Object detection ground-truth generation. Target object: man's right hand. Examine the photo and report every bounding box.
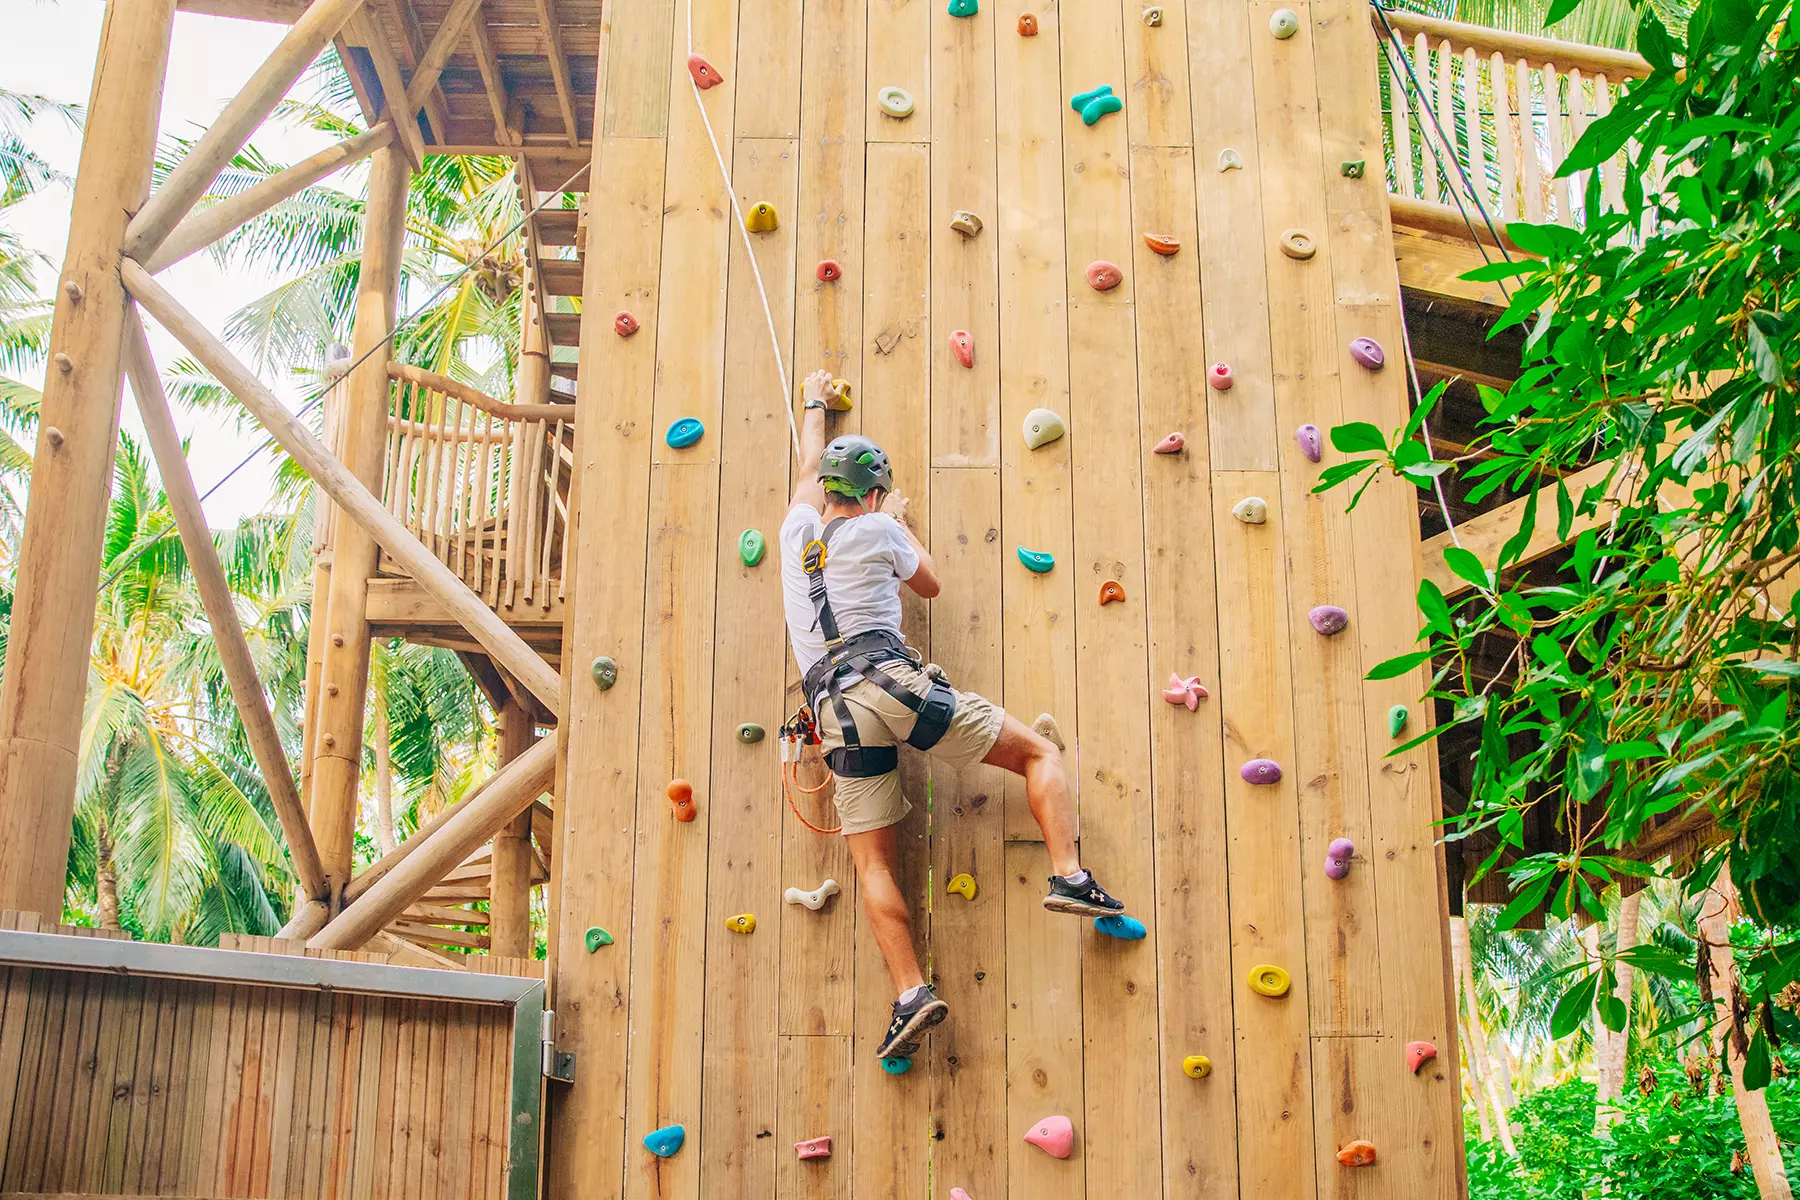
[881,491,912,528]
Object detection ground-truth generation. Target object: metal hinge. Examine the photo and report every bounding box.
[541,1009,576,1083]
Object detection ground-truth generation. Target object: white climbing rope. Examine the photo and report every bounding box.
[684,0,803,462]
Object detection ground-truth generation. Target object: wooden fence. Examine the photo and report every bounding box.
[0,917,542,1199]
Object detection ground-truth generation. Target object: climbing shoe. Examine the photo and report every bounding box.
[1044,871,1127,917]
[875,985,949,1059]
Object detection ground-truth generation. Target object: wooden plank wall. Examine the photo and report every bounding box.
[550,0,1465,1196]
[0,928,537,1199]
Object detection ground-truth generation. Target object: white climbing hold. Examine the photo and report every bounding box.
[785,879,841,911]
[1232,496,1268,525]
[1022,408,1066,449]
[1218,148,1244,172]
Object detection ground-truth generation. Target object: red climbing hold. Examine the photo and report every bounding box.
[1018,12,1039,34]
[1336,1140,1378,1168]
[1085,260,1123,291]
[949,330,975,368]
[817,259,843,282]
[1153,431,1186,455]
[615,310,640,338]
[1406,1041,1438,1074]
[1023,1115,1074,1159]
[687,54,724,90]
[794,1136,832,1160]
[1209,362,1234,390]
[668,778,697,822]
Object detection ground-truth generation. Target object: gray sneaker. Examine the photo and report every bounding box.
[875,986,949,1058]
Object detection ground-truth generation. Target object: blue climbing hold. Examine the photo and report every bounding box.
[1069,84,1113,113]
[666,417,704,449]
[1017,547,1056,574]
[948,0,978,14]
[882,1056,913,1075]
[644,1125,686,1157]
[1095,914,1147,940]
[1081,93,1124,125]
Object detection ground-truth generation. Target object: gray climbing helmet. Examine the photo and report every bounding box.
[818,434,894,494]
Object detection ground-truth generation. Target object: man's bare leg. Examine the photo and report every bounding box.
[981,713,1081,876]
[844,824,926,994]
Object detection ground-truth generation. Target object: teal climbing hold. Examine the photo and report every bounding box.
[1069,84,1114,113]
[1096,915,1147,940]
[666,417,704,449]
[1017,547,1056,574]
[644,1125,686,1158]
[584,926,613,951]
[1080,93,1124,125]
[948,0,978,14]
[882,1056,914,1075]
[1388,704,1409,738]
[739,528,766,566]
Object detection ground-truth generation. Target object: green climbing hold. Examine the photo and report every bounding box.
[1269,7,1300,37]
[1017,547,1056,574]
[739,528,766,566]
[1341,159,1366,178]
[737,722,766,744]
[1388,704,1409,738]
[585,926,614,951]
[947,0,978,14]
[1069,84,1114,113]
[591,656,619,690]
[882,1056,913,1075]
[1080,93,1124,125]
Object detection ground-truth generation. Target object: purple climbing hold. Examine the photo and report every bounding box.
[1325,837,1354,880]
[1309,605,1349,637]
[1295,423,1322,463]
[1240,759,1282,785]
[1349,336,1385,370]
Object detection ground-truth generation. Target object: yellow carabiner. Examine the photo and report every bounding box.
[802,539,829,571]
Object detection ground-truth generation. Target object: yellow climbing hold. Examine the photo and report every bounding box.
[825,378,854,410]
[946,873,977,901]
[745,203,779,233]
[726,913,757,934]
[1182,1054,1213,1079]
[1247,964,1291,997]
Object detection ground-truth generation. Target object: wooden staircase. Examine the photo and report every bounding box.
[517,162,587,384]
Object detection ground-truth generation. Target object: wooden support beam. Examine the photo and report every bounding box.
[121,258,564,716]
[353,13,427,168]
[346,764,497,904]
[368,928,461,968]
[309,735,556,950]
[1420,459,1624,595]
[402,0,486,115]
[467,16,517,145]
[145,124,394,274]
[123,0,366,262]
[122,311,331,901]
[489,699,535,957]
[531,0,581,147]
[403,902,492,927]
[275,898,331,939]
[0,0,175,918]
[390,919,491,950]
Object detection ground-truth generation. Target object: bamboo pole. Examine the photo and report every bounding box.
[122,0,368,262]
[122,310,331,901]
[1373,8,1652,79]
[144,124,395,274]
[0,0,176,918]
[488,699,535,957]
[275,899,331,940]
[299,344,351,827]
[309,735,557,951]
[120,261,563,711]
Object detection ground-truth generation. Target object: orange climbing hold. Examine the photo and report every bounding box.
[1018,12,1038,34]
[949,330,975,368]
[615,310,639,338]
[668,778,697,822]
[1143,232,1181,256]
[686,54,724,90]
[1098,579,1126,606]
[1336,1140,1378,1168]
[1085,260,1123,291]
[817,259,842,282]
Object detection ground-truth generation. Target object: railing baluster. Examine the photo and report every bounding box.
[1461,46,1489,219]
[1492,52,1517,222]
[1520,59,1545,223]
[538,423,557,612]
[1541,63,1568,224]
[1389,47,1415,199]
[1436,38,1456,202]
[1568,66,1591,223]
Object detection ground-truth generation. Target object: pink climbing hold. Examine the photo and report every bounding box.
[949,330,975,368]
[1406,1040,1438,1074]
[1162,673,1207,711]
[1023,1115,1075,1159]
[1349,336,1385,370]
[950,1191,974,1200]
[1325,837,1354,880]
[817,259,843,282]
[1240,759,1282,785]
[1153,431,1186,455]
[1295,423,1322,463]
[1208,362,1234,390]
[1309,605,1349,637]
[686,54,725,90]
[615,310,640,338]
[794,1136,833,1160]
[1085,260,1123,291]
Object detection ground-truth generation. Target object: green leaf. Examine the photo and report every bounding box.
[1417,579,1454,639]
[1748,314,1787,387]
[1744,1028,1772,1091]
[1440,546,1491,593]
[1550,970,1602,1038]
[1617,944,1694,979]
[1740,659,1800,677]
[1329,422,1388,454]
[1498,487,1539,569]
[1498,874,1554,930]
[1542,0,1583,25]
[1505,221,1581,258]
[1460,260,1540,283]
[1366,648,1434,681]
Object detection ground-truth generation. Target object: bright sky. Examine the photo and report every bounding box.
[5,1,346,524]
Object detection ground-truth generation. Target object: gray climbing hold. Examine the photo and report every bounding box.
[1325,838,1354,880]
[1240,759,1282,785]
[1295,424,1322,463]
[1032,712,1066,750]
[1389,704,1409,738]
[738,722,766,743]
[1270,7,1299,37]
[591,656,619,690]
[1022,408,1066,449]
[1309,605,1349,637]
[1232,496,1268,525]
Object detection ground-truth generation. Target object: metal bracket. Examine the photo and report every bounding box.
[542,1008,576,1083]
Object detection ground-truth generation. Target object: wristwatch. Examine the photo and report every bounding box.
[803,397,826,410]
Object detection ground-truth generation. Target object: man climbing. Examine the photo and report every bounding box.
[780,369,1127,1062]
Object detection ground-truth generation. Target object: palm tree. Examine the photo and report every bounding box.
[363,637,490,860]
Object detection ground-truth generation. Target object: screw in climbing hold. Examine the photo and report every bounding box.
[666,417,705,449]
[1217,147,1245,171]
[882,1056,913,1075]
[1023,1115,1075,1159]
[946,873,977,901]
[1269,7,1300,38]
[1309,604,1350,636]
[1143,232,1181,257]
[1017,547,1055,574]
[948,330,975,369]
[591,656,619,690]
[1162,673,1208,711]
[584,926,614,952]
[1095,914,1147,940]
[877,85,916,119]
[737,722,766,744]
[1022,408,1066,449]
[1142,4,1164,25]
[795,1136,832,1160]
[615,310,639,337]
[949,210,983,237]
[1279,227,1317,260]
[824,378,854,410]
[1085,260,1123,291]
[1208,361,1234,390]
[686,53,724,89]
[1336,1141,1378,1168]
[1295,423,1323,463]
[1349,336,1385,370]
[1247,964,1292,997]
[668,778,697,822]
[785,879,841,910]
[1324,837,1354,880]
[1153,431,1186,455]
[1341,159,1366,178]
[1240,759,1283,785]
[817,259,843,282]
[644,1125,686,1158]
[1388,704,1410,738]
[1017,12,1038,34]
[1098,580,1126,606]
[725,914,757,934]
[739,528,766,566]
[1406,1041,1438,1073]
[1231,495,1268,524]
[744,202,779,233]
[948,0,978,14]
[1182,1054,1213,1079]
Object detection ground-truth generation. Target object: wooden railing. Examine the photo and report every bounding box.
[382,363,573,613]
[1373,11,1652,236]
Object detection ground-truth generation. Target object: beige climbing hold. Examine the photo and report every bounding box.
[1143,232,1181,257]
[877,85,916,118]
[1022,408,1066,449]
[1269,7,1300,38]
[745,202,779,233]
[1232,496,1268,525]
[1031,712,1065,750]
[1279,227,1317,260]
[726,913,757,934]
[950,210,983,237]
[786,879,841,910]
[946,873,977,901]
[1142,5,1164,25]
[1217,148,1244,171]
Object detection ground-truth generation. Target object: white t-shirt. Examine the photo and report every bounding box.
[780,504,921,676]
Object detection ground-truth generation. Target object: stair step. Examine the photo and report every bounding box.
[551,361,578,380]
[533,209,581,246]
[537,257,584,297]
[545,312,581,347]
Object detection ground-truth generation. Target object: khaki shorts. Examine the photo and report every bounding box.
[815,660,1005,835]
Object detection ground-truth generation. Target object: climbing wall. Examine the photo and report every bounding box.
[550,0,1466,1196]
